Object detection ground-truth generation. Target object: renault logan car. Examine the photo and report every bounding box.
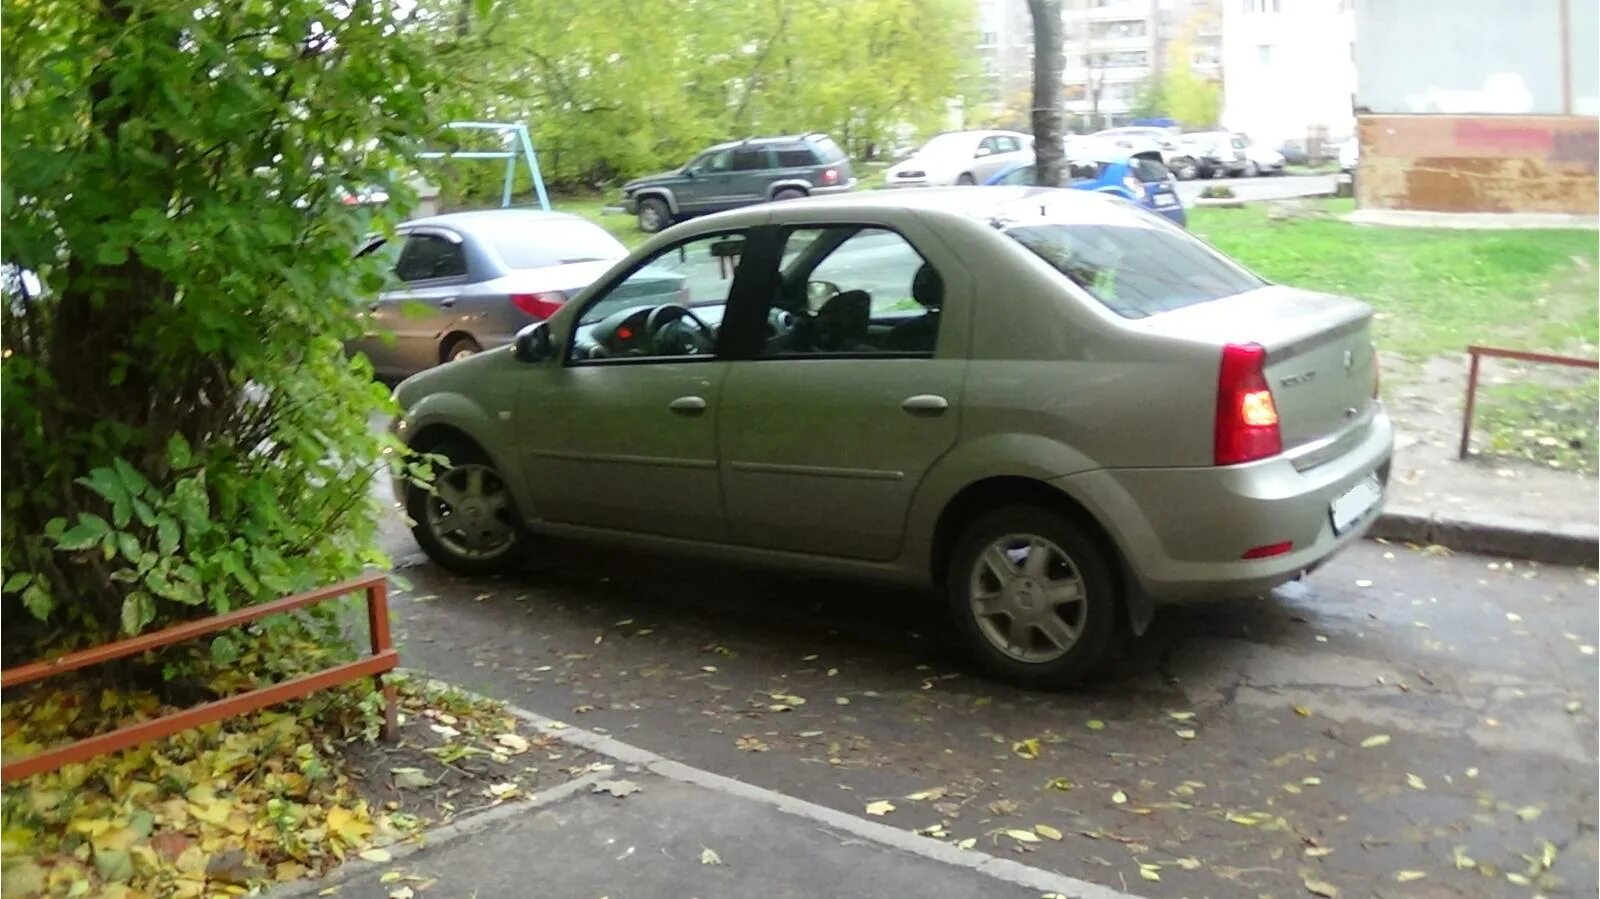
[389,188,1392,687]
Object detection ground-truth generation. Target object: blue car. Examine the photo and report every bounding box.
[984,152,1187,227]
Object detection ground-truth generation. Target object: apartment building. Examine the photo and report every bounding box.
[1221,0,1357,155]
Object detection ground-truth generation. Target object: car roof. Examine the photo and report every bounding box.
[703,133,836,152]
[398,208,592,236]
[698,185,1143,229]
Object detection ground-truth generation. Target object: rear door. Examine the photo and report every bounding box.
[728,147,774,206]
[717,222,965,561]
[374,229,472,377]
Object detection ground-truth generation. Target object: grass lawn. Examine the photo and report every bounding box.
[1188,199,1599,361]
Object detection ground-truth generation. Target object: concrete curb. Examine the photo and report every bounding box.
[1370,507,1598,566]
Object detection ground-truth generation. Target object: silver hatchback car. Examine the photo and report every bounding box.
[390,188,1393,687]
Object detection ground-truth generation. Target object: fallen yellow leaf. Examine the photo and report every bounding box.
[1110,790,1127,805]
[1360,734,1391,748]
[1395,870,1426,882]
[1005,828,1040,843]
[357,848,392,863]
[1303,876,1339,897]
[864,800,895,816]
[1034,824,1063,841]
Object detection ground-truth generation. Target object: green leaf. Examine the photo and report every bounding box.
[120,592,153,634]
[210,634,239,665]
[3,573,32,593]
[112,457,151,498]
[76,467,127,506]
[116,531,143,562]
[156,517,180,555]
[56,513,110,550]
[167,433,194,469]
[21,584,53,620]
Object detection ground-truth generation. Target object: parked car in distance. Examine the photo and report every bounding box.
[347,209,646,381]
[884,130,1033,188]
[1084,127,1200,181]
[390,188,1392,687]
[985,152,1187,227]
[620,134,856,233]
[1177,131,1247,179]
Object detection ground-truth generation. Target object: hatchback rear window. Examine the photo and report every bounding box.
[1005,223,1263,318]
[808,136,847,163]
[487,221,625,270]
[776,147,819,167]
[1130,157,1170,183]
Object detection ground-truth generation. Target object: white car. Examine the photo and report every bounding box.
[885,130,1033,188]
[1242,140,1286,177]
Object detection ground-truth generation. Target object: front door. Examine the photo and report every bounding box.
[718,224,964,561]
[516,228,755,541]
[382,229,472,376]
[678,149,734,215]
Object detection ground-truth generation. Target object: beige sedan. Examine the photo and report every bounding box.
[391,188,1392,687]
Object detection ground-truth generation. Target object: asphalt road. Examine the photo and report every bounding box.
[1175,173,1338,205]
[376,510,1596,898]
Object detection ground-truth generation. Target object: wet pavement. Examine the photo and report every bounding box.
[377,511,1597,899]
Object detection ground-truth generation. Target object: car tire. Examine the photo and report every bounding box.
[956,173,976,186]
[442,335,481,364]
[945,505,1117,688]
[637,197,671,233]
[1244,161,1260,177]
[407,439,529,577]
[772,187,807,201]
[1174,159,1199,181]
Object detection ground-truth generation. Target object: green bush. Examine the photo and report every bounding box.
[1,0,444,661]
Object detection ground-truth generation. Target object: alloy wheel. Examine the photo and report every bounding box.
[968,533,1088,663]
[424,464,515,559]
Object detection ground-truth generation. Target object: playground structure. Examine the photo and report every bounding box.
[419,120,550,211]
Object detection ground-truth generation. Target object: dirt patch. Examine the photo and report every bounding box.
[343,677,595,826]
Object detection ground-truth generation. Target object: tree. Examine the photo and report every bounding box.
[1027,0,1064,186]
[2,0,445,663]
[1127,18,1221,128]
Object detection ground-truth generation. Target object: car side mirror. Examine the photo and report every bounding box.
[682,168,697,179]
[514,321,553,363]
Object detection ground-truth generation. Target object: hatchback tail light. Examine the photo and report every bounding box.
[821,168,839,185]
[511,291,566,320]
[1214,342,1282,466]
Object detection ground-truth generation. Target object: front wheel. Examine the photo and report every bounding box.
[946,506,1117,688]
[1173,158,1199,181]
[408,441,528,576]
[956,173,976,186]
[636,197,670,233]
[1243,161,1261,177]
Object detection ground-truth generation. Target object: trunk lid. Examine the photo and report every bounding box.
[1138,286,1378,450]
[482,259,622,299]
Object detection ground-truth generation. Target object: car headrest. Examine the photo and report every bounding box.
[912,264,943,309]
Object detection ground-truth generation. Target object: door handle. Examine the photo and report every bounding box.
[669,395,707,415]
[902,394,949,414]
[439,297,457,308]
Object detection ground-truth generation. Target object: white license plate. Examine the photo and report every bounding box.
[1329,475,1383,535]
[1154,194,1177,207]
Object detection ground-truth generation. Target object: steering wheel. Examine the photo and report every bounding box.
[644,304,715,356]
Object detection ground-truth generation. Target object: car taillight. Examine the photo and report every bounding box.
[821,168,839,185]
[1214,342,1281,466]
[511,291,566,320]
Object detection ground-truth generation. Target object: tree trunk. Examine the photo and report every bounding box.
[1028,0,1064,186]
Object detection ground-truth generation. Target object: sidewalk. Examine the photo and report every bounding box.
[271,708,1141,899]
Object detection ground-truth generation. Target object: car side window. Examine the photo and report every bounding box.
[394,234,467,282]
[757,226,942,358]
[566,231,748,364]
[775,147,817,167]
[731,148,771,171]
[995,136,1021,154]
[976,137,998,157]
[995,165,1036,186]
[696,150,732,174]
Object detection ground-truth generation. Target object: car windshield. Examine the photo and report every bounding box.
[487,221,624,270]
[1005,222,1263,319]
[1130,157,1171,183]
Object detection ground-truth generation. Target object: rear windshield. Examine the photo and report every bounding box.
[1131,157,1170,183]
[487,221,624,270]
[808,136,846,163]
[1005,223,1263,318]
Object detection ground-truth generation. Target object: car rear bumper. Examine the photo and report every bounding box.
[1059,408,1394,602]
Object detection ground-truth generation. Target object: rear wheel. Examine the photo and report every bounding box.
[637,197,670,233]
[1173,158,1200,181]
[956,172,976,186]
[772,187,807,201]
[442,335,481,364]
[946,505,1117,688]
[408,440,528,576]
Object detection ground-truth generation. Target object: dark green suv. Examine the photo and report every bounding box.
[621,133,856,233]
